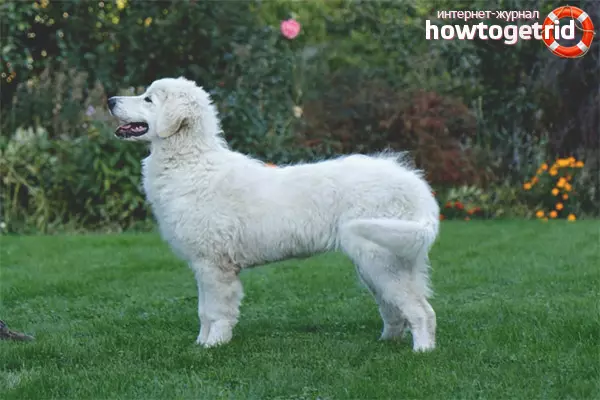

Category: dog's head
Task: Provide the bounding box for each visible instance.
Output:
[108,77,213,142]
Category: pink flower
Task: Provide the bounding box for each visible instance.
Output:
[280,19,301,40]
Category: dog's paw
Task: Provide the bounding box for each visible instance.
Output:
[413,342,436,352]
[202,338,229,348]
[412,335,436,352]
[195,335,206,346]
[202,334,232,348]
[201,320,233,348]
[195,322,211,345]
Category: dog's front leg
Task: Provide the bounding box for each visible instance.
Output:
[191,260,244,348]
[192,267,210,345]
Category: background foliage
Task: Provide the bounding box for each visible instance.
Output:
[1,0,598,233]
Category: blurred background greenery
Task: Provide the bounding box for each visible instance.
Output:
[1,0,598,233]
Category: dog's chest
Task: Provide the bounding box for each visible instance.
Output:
[141,158,214,258]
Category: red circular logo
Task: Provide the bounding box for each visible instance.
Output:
[542,6,595,58]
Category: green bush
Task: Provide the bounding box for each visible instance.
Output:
[2,0,315,161]
[1,0,265,98]
[1,63,150,234]
[1,124,151,234]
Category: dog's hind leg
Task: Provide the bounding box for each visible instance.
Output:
[191,259,244,348]
[350,256,408,340]
[357,255,435,351]
[339,220,436,352]
[378,300,409,340]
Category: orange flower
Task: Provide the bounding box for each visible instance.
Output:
[557,178,566,188]
[541,163,548,170]
[531,176,539,184]
[439,214,445,221]
[555,202,564,210]
[549,168,558,176]
[557,159,570,168]
[567,214,576,221]
[535,210,544,218]
[549,210,558,218]
[575,161,584,168]
[455,201,464,210]
[551,188,559,196]
[523,182,532,190]
[564,183,572,192]
[445,201,453,208]
[562,193,569,200]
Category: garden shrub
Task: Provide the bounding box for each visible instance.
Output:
[1,123,150,234]
[1,64,150,234]
[436,183,534,220]
[1,0,266,99]
[522,157,587,220]
[298,76,483,186]
[2,0,316,162]
[437,186,486,221]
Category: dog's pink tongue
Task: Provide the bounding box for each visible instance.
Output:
[120,123,132,130]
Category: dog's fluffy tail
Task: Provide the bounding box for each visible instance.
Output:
[342,217,439,261]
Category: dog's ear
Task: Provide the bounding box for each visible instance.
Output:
[156,99,185,138]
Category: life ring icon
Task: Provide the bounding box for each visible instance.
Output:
[542,6,595,58]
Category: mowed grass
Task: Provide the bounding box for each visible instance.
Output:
[1,221,599,400]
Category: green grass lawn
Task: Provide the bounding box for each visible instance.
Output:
[1,221,599,399]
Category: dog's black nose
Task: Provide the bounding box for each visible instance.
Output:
[107,97,117,111]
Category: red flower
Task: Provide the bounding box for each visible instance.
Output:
[439,214,445,221]
[280,19,301,39]
[455,201,464,210]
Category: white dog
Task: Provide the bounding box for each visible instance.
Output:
[108,77,440,352]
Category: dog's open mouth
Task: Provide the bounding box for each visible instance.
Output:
[115,122,149,138]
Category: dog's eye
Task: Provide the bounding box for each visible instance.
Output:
[144,96,152,103]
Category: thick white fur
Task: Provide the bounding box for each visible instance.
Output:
[109,77,441,351]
